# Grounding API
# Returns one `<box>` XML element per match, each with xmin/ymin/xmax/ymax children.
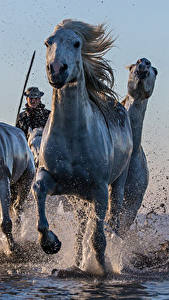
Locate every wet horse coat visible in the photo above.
<box><xmin>0</xmin><ymin>122</ymin><xmax>35</xmax><ymax>251</ymax></box>
<box><xmin>32</xmin><ymin>20</ymin><xmax>133</xmax><ymax>276</ymax></box>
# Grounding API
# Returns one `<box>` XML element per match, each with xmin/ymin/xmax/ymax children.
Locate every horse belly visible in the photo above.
<box><xmin>11</xmin><ymin>143</ymin><xmax>31</xmax><ymax>182</ymax></box>
<box><xmin>109</xmin><ymin>129</ymin><xmax>133</xmax><ymax>182</ymax></box>
<box><xmin>12</xmin><ymin>157</ymin><xmax>28</xmax><ymax>182</ymax></box>
<box><xmin>0</xmin><ymin>123</ymin><xmax>34</xmax><ymax>182</ymax></box>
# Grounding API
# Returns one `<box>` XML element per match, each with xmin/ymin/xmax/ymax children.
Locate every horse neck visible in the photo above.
<box><xmin>50</xmin><ymin>77</ymin><xmax>90</xmax><ymax>131</ymax></box>
<box><xmin>127</xmin><ymin>95</ymin><xmax>148</xmax><ymax>152</ymax></box>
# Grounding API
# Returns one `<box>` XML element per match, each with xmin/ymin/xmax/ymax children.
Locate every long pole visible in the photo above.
<box><xmin>15</xmin><ymin>50</ymin><xmax>36</xmax><ymax>126</ymax></box>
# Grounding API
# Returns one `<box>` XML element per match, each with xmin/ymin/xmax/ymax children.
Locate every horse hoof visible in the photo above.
<box><xmin>51</xmin><ymin>266</ymin><xmax>91</xmax><ymax>278</ymax></box>
<box><xmin>40</xmin><ymin>230</ymin><xmax>61</xmax><ymax>254</ymax></box>
<box><xmin>5</xmin><ymin>241</ymin><xmax>20</xmax><ymax>256</ymax></box>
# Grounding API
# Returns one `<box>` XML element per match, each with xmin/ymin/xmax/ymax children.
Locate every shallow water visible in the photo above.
<box><xmin>0</xmin><ymin>270</ymin><xmax>169</xmax><ymax>299</ymax></box>
<box><xmin>0</xmin><ymin>227</ymin><xmax>168</xmax><ymax>299</ymax></box>
<box><xmin>0</xmin><ymin>192</ymin><xmax>168</xmax><ymax>299</ymax></box>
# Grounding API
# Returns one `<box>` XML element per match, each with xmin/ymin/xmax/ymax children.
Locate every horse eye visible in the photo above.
<box><xmin>74</xmin><ymin>41</ymin><xmax>80</xmax><ymax>48</ymax></box>
<box><xmin>145</xmin><ymin>61</ymin><xmax>150</xmax><ymax>66</ymax></box>
<box><xmin>44</xmin><ymin>38</ymin><xmax>53</xmax><ymax>47</ymax></box>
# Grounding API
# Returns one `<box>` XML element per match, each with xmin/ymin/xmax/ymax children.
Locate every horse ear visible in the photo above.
<box><xmin>125</xmin><ymin>64</ymin><xmax>134</xmax><ymax>71</ymax></box>
<box><xmin>153</xmin><ymin>67</ymin><xmax>158</xmax><ymax>76</ymax></box>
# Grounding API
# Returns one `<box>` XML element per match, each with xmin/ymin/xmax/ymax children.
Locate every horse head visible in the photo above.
<box><xmin>127</xmin><ymin>58</ymin><xmax>158</xmax><ymax>100</ymax></box>
<box><xmin>44</xmin><ymin>19</ymin><xmax>117</xmax><ymax>107</ymax></box>
<box><xmin>45</xmin><ymin>20</ymin><xmax>83</xmax><ymax>89</ymax></box>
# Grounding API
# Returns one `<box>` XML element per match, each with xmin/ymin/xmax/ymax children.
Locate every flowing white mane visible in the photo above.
<box><xmin>54</xmin><ymin>19</ymin><xmax>118</xmax><ymax>107</ymax></box>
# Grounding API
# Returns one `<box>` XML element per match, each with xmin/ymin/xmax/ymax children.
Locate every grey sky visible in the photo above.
<box><xmin>0</xmin><ymin>0</ymin><xmax>169</xmax><ymax>213</ymax></box>
<box><xmin>0</xmin><ymin>0</ymin><xmax>168</xmax><ymax>122</ymax></box>
<box><xmin>0</xmin><ymin>0</ymin><xmax>169</xmax><ymax>153</ymax></box>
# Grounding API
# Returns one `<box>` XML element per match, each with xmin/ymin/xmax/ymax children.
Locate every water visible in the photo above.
<box><xmin>0</xmin><ymin>187</ymin><xmax>168</xmax><ymax>299</ymax></box>
<box><xmin>0</xmin><ymin>270</ymin><xmax>169</xmax><ymax>299</ymax></box>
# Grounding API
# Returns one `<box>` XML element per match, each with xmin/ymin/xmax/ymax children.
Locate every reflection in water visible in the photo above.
<box><xmin>0</xmin><ymin>272</ymin><xmax>169</xmax><ymax>299</ymax></box>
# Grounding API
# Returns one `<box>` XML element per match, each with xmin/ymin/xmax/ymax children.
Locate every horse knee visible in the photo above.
<box><xmin>32</xmin><ymin>180</ymin><xmax>45</xmax><ymax>196</ymax></box>
<box><xmin>1</xmin><ymin>218</ymin><xmax>12</xmax><ymax>234</ymax></box>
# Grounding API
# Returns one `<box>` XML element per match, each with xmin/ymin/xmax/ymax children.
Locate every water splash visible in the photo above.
<box><xmin>0</xmin><ymin>191</ymin><xmax>168</xmax><ymax>278</ymax></box>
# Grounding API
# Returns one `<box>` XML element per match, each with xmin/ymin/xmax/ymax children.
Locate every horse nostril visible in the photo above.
<box><xmin>47</xmin><ymin>63</ymin><xmax>67</xmax><ymax>76</ymax></box>
<box><xmin>60</xmin><ymin>64</ymin><xmax>68</xmax><ymax>72</ymax></box>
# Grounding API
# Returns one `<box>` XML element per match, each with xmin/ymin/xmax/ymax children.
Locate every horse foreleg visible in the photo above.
<box><xmin>0</xmin><ymin>178</ymin><xmax>15</xmax><ymax>251</ymax></box>
<box><xmin>118</xmin><ymin>157</ymin><xmax>148</xmax><ymax>237</ymax></box>
<box><xmin>91</xmin><ymin>186</ymin><xmax>108</xmax><ymax>275</ymax></box>
<box><xmin>74</xmin><ymin>203</ymin><xmax>89</xmax><ymax>267</ymax></box>
<box><xmin>119</xmin><ymin>184</ymin><xmax>145</xmax><ymax>237</ymax></box>
<box><xmin>32</xmin><ymin>169</ymin><xmax>61</xmax><ymax>254</ymax></box>
<box><xmin>107</xmin><ymin>168</ymin><xmax>128</xmax><ymax>235</ymax></box>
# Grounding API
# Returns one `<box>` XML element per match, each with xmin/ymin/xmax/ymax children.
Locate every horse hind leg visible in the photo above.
<box><xmin>12</xmin><ymin>159</ymin><xmax>35</xmax><ymax>225</ymax></box>
<box><xmin>107</xmin><ymin>168</ymin><xmax>128</xmax><ymax>235</ymax></box>
<box><xmin>32</xmin><ymin>168</ymin><xmax>61</xmax><ymax>254</ymax></box>
<box><xmin>0</xmin><ymin>177</ymin><xmax>15</xmax><ymax>252</ymax></box>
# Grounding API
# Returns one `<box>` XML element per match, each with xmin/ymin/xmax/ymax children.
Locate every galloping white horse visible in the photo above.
<box><xmin>120</xmin><ymin>58</ymin><xmax>158</xmax><ymax>235</ymax></box>
<box><xmin>0</xmin><ymin>123</ymin><xmax>35</xmax><ymax>252</ymax></box>
<box><xmin>32</xmin><ymin>19</ymin><xmax>133</xmax><ymax>276</ymax></box>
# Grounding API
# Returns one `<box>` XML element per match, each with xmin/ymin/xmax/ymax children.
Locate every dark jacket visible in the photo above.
<box><xmin>16</xmin><ymin>102</ymin><xmax>50</xmax><ymax>139</ymax></box>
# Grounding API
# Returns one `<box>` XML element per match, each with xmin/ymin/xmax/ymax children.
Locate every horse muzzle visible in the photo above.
<box><xmin>135</xmin><ymin>70</ymin><xmax>150</xmax><ymax>80</ymax></box>
<box><xmin>46</xmin><ymin>63</ymin><xmax>68</xmax><ymax>88</ymax></box>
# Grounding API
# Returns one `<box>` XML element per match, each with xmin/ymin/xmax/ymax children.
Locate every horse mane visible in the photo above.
<box><xmin>54</xmin><ymin>19</ymin><xmax>120</xmax><ymax>116</ymax></box>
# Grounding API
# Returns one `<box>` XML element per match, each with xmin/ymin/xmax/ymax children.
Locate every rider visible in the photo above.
<box><xmin>16</xmin><ymin>87</ymin><xmax>50</xmax><ymax>139</ymax></box>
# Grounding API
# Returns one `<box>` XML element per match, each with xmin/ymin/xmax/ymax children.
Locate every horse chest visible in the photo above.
<box><xmin>48</xmin><ymin>157</ymin><xmax>96</xmax><ymax>197</ymax></box>
<box><xmin>46</xmin><ymin>148</ymin><xmax>98</xmax><ymax>180</ymax></box>
<box><xmin>42</xmin><ymin>132</ymin><xmax>108</xmax><ymax>191</ymax></box>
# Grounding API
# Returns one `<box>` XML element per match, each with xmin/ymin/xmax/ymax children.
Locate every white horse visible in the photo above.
<box><xmin>32</xmin><ymin>19</ymin><xmax>133</xmax><ymax>276</ymax></box>
<box><xmin>119</xmin><ymin>58</ymin><xmax>158</xmax><ymax>235</ymax></box>
<box><xmin>0</xmin><ymin>122</ymin><xmax>35</xmax><ymax>252</ymax></box>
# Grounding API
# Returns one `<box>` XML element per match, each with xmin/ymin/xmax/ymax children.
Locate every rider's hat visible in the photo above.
<box><xmin>24</xmin><ymin>87</ymin><xmax>44</xmax><ymax>98</ymax></box>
